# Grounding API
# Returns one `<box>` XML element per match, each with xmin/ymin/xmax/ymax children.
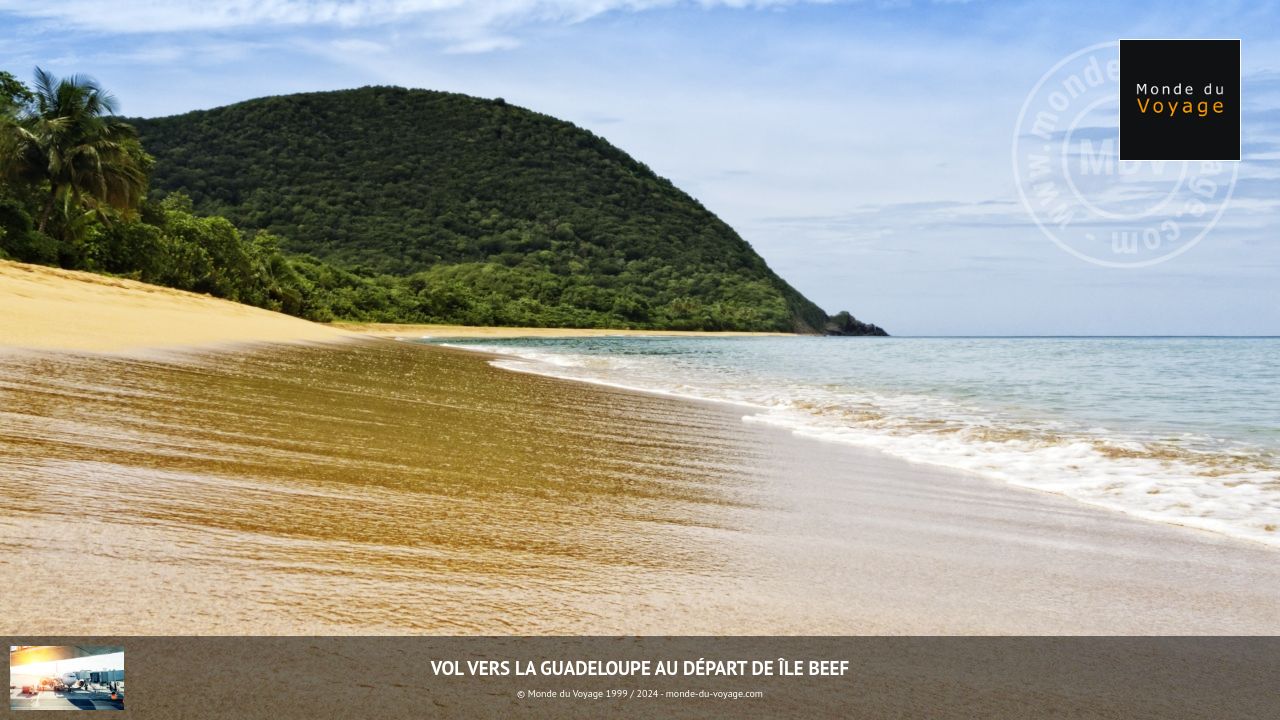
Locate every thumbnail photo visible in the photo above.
<box><xmin>10</xmin><ymin>646</ymin><xmax>124</xmax><ymax>711</ymax></box>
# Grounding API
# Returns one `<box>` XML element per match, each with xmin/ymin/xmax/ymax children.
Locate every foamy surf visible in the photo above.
<box><xmin>437</xmin><ymin>337</ymin><xmax>1280</xmax><ymax>548</ymax></box>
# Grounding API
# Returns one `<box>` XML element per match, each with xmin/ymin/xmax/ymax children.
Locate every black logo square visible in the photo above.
<box><xmin>1120</xmin><ymin>39</ymin><xmax>1240</xmax><ymax>160</ymax></box>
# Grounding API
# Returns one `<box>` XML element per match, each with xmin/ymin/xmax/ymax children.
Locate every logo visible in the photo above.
<box><xmin>1120</xmin><ymin>39</ymin><xmax>1240</xmax><ymax>161</ymax></box>
<box><xmin>1012</xmin><ymin>41</ymin><xmax>1238</xmax><ymax>267</ymax></box>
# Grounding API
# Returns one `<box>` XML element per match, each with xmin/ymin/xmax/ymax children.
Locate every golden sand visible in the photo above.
<box><xmin>2</xmin><ymin>263</ymin><xmax>1279</xmax><ymax>635</ymax></box>
<box><xmin>0</xmin><ymin>260</ymin><xmax>791</xmax><ymax>354</ymax></box>
<box><xmin>0</xmin><ymin>260</ymin><xmax>352</xmax><ymax>352</ymax></box>
<box><xmin>2</xmin><ymin>337</ymin><xmax>1280</xmax><ymax>635</ymax></box>
<box><xmin>337</xmin><ymin>322</ymin><xmax>795</xmax><ymax>339</ymax></box>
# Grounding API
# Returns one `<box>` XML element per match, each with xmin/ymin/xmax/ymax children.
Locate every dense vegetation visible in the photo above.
<box><xmin>129</xmin><ymin>86</ymin><xmax>847</xmax><ymax>331</ymax></box>
<box><xmin>3</xmin><ymin>69</ymin><xmax>884</xmax><ymax>333</ymax></box>
<box><xmin>0</xmin><ymin>69</ymin><xmax>393</xmax><ymax>322</ymax></box>
<box><xmin>826</xmin><ymin>310</ymin><xmax>887</xmax><ymax>336</ymax></box>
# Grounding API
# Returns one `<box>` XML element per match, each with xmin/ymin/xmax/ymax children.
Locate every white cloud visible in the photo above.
<box><xmin>0</xmin><ymin>1</ymin><xmax>826</xmax><ymax>36</ymax></box>
<box><xmin>0</xmin><ymin>1</ymin><xmax>840</xmax><ymax>58</ymax></box>
<box><xmin>442</xmin><ymin>36</ymin><xmax>523</xmax><ymax>54</ymax></box>
<box><xmin>330</xmin><ymin>38</ymin><xmax>390</xmax><ymax>54</ymax></box>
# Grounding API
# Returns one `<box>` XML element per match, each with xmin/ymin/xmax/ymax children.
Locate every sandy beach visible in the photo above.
<box><xmin>0</xmin><ymin>260</ymin><xmax>790</xmax><ymax>352</ymax></box>
<box><xmin>0</xmin><ymin>260</ymin><xmax>353</xmax><ymax>351</ymax></box>
<box><xmin>1</xmin><ymin>263</ymin><xmax>1278</xmax><ymax>635</ymax></box>
<box><xmin>337</xmin><ymin>322</ymin><xmax>795</xmax><ymax>339</ymax></box>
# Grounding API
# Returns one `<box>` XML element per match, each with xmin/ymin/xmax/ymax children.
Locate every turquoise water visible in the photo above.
<box><xmin>426</xmin><ymin>336</ymin><xmax>1280</xmax><ymax>547</ymax></box>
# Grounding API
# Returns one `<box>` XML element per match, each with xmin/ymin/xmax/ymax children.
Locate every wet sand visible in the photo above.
<box><xmin>1</xmin><ymin>338</ymin><xmax>1277</xmax><ymax>635</ymax></box>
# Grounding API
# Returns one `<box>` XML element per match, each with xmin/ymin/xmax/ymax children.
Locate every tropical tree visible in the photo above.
<box><xmin>2</xmin><ymin>67</ymin><xmax>148</xmax><ymax>240</ymax></box>
<box><xmin>0</xmin><ymin>70</ymin><xmax>32</xmax><ymax>117</ymax></box>
<box><xmin>0</xmin><ymin>71</ymin><xmax>30</xmax><ymax>188</ymax></box>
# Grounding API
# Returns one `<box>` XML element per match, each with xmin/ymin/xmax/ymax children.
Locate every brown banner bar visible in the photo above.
<box><xmin>7</xmin><ymin>637</ymin><xmax>1279</xmax><ymax>718</ymax></box>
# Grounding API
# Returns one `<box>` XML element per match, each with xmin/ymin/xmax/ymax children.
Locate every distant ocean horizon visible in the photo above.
<box><xmin>428</xmin><ymin>336</ymin><xmax>1280</xmax><ymax>548</ymax></box>
<box><xmin>884</xmin><ymin>336</ymin><xmax>1280</xmax><ymax>339</ymax></box>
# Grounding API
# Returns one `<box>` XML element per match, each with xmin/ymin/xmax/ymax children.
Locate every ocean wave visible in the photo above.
<box><xmin>440</xmin><ymin>341</ymin><xmax>1280</xmax><ymax>548</ymax></box>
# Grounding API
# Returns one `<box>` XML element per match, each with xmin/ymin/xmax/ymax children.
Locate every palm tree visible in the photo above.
<box><xmin>3</xmin><ymin>67</ymin><xmax>147</xmax><ymax>237</ymax></box>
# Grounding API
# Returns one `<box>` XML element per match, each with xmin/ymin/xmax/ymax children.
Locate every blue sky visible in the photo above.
<box><xmin>2</xmin><ymin>0</ymin><xmax>1278</xmax><ymax>334</ymax></box>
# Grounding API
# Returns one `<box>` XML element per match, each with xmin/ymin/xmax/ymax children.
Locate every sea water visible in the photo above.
<box><xmin>431</xmin><ymin>336</ymin><xmax>1280</xmax><ymax>547</ymax></box>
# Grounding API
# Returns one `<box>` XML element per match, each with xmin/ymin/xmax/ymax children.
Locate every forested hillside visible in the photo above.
<box><xmin>4</xmin><ymin>69</ymin><xmax>883</xmax><ymax>333</ymax></box>
<box><xmin>130</xmin><ymin>87</ymin><xmax>832</xmax><ymax>331</ymax></box>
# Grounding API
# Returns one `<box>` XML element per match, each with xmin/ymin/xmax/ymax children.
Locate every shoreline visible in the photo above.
<box><xmin>2</xmin><ymin>337</ymin><xmax>1278</xmax><ymax>634</ymax></box>
<box><xmin>0</xmin><ymin>260</ymin><xmax>796</xmax><ymax>353</ymax></box>
<box><xmin>2</xmin><ymin>264</ymin><xmax>1278</xmax><ymax>634</ymax></box>
<box><xmin>336</xmin><ymin>322</ymin><xmax>797</xmax><ymax>339</ymax></box>
<box><xmin>435</xmin><ymin>339</ymin><xmax>1280</xmax><ymax>552</ymax></box>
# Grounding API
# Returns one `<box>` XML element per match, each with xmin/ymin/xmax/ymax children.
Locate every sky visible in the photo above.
<box><xmin>1</xmin><ymin>0</ymin><xmax>1278</xmax><ymax>334</ymax></box>
<box><xmin>10</xmin><ymin>650</ymin><xmax>124</xmax><ymax>680</ymax></box>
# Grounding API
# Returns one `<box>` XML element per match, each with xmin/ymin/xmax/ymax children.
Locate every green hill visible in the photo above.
<box><xmin>129</xmin><ymin>87</ymin><xmax>833</xmax><ymax>332</ymax></box>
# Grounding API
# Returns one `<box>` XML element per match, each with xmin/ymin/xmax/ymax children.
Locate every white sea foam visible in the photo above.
<box><xmin>440</xmin><ymin>340</ymin><xmax>1280</xmax><ymax>548</ymax></box>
